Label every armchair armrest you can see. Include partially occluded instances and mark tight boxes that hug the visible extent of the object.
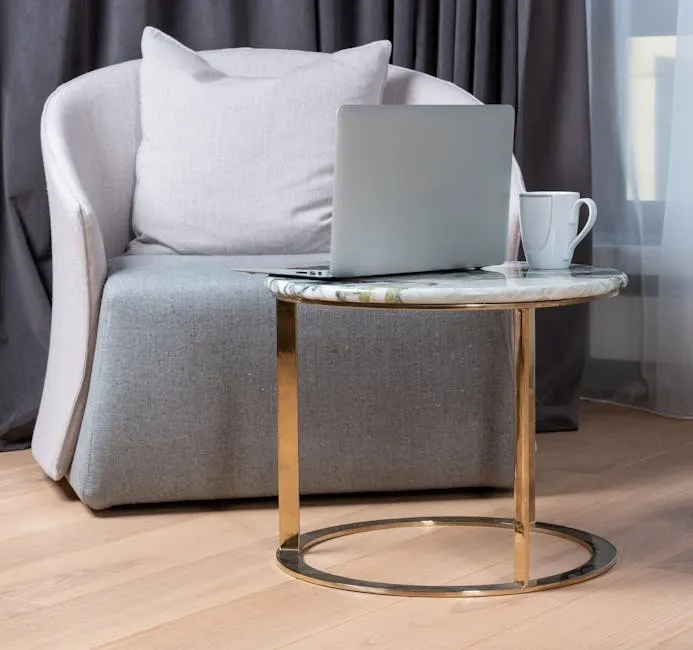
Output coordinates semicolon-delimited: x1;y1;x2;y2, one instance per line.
509;157;525;261
32;137;106;478
32;62;140;479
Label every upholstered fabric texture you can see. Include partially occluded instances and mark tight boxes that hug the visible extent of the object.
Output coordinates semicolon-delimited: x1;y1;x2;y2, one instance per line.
70;255;515;509
33;50;524;485
130;28;391;255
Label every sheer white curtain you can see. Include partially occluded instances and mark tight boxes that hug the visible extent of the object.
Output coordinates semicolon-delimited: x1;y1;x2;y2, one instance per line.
585;0;693;417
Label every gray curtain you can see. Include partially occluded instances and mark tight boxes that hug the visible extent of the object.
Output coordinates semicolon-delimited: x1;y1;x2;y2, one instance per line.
516;1;593;431
0;0;591;449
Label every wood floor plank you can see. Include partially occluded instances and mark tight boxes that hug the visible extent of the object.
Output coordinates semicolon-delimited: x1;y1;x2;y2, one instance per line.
656;624;693;649
0;403;691;649
250;441;693;649
0;595;45;624
470;567;693;650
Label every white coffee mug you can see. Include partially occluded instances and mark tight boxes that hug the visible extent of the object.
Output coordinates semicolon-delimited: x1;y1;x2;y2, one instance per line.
519;191;597;270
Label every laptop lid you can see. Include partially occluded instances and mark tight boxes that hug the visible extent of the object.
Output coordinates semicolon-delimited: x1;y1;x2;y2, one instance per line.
329;104;515;277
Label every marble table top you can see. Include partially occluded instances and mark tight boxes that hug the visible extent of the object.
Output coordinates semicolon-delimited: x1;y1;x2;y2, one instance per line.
266;263;628;307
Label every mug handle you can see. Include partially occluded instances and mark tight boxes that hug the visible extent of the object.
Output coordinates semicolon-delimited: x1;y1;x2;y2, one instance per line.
567;198;597;258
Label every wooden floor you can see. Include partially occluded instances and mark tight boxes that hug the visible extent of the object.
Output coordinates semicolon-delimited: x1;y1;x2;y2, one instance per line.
1;403;693;649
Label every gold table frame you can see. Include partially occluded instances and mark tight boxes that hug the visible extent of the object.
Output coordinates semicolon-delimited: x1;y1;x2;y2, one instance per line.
274;295;618;597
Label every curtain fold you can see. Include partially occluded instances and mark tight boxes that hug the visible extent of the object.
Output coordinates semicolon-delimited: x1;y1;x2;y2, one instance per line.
0;0;591;449
517;0;593;431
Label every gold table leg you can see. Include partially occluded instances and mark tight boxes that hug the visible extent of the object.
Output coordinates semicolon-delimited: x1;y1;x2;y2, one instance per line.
277;299;299;552
275;300;617;597
514;308;536;586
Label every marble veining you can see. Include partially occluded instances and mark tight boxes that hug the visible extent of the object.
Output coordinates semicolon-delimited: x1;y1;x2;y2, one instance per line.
265;263;628;306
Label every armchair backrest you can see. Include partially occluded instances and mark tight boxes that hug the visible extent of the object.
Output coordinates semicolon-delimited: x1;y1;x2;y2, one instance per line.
42;47;523;261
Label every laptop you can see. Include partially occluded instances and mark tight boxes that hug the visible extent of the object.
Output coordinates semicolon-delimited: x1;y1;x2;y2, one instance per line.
252;104;514;279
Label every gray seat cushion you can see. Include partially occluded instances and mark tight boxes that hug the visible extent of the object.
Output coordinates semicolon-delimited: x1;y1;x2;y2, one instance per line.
70;255;514;508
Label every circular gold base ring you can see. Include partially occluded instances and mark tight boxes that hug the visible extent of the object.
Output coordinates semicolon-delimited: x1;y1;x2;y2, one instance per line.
276;516;617;597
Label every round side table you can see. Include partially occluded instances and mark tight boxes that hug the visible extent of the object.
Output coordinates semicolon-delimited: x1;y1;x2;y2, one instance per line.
266;262;628;597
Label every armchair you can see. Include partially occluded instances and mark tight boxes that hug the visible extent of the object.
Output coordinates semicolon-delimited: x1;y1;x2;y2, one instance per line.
33;47;525;508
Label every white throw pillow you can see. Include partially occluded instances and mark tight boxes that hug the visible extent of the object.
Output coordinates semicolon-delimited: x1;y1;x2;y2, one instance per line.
129;27;391;255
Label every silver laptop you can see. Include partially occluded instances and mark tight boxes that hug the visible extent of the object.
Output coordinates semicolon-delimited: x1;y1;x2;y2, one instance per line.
255;104;514;279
